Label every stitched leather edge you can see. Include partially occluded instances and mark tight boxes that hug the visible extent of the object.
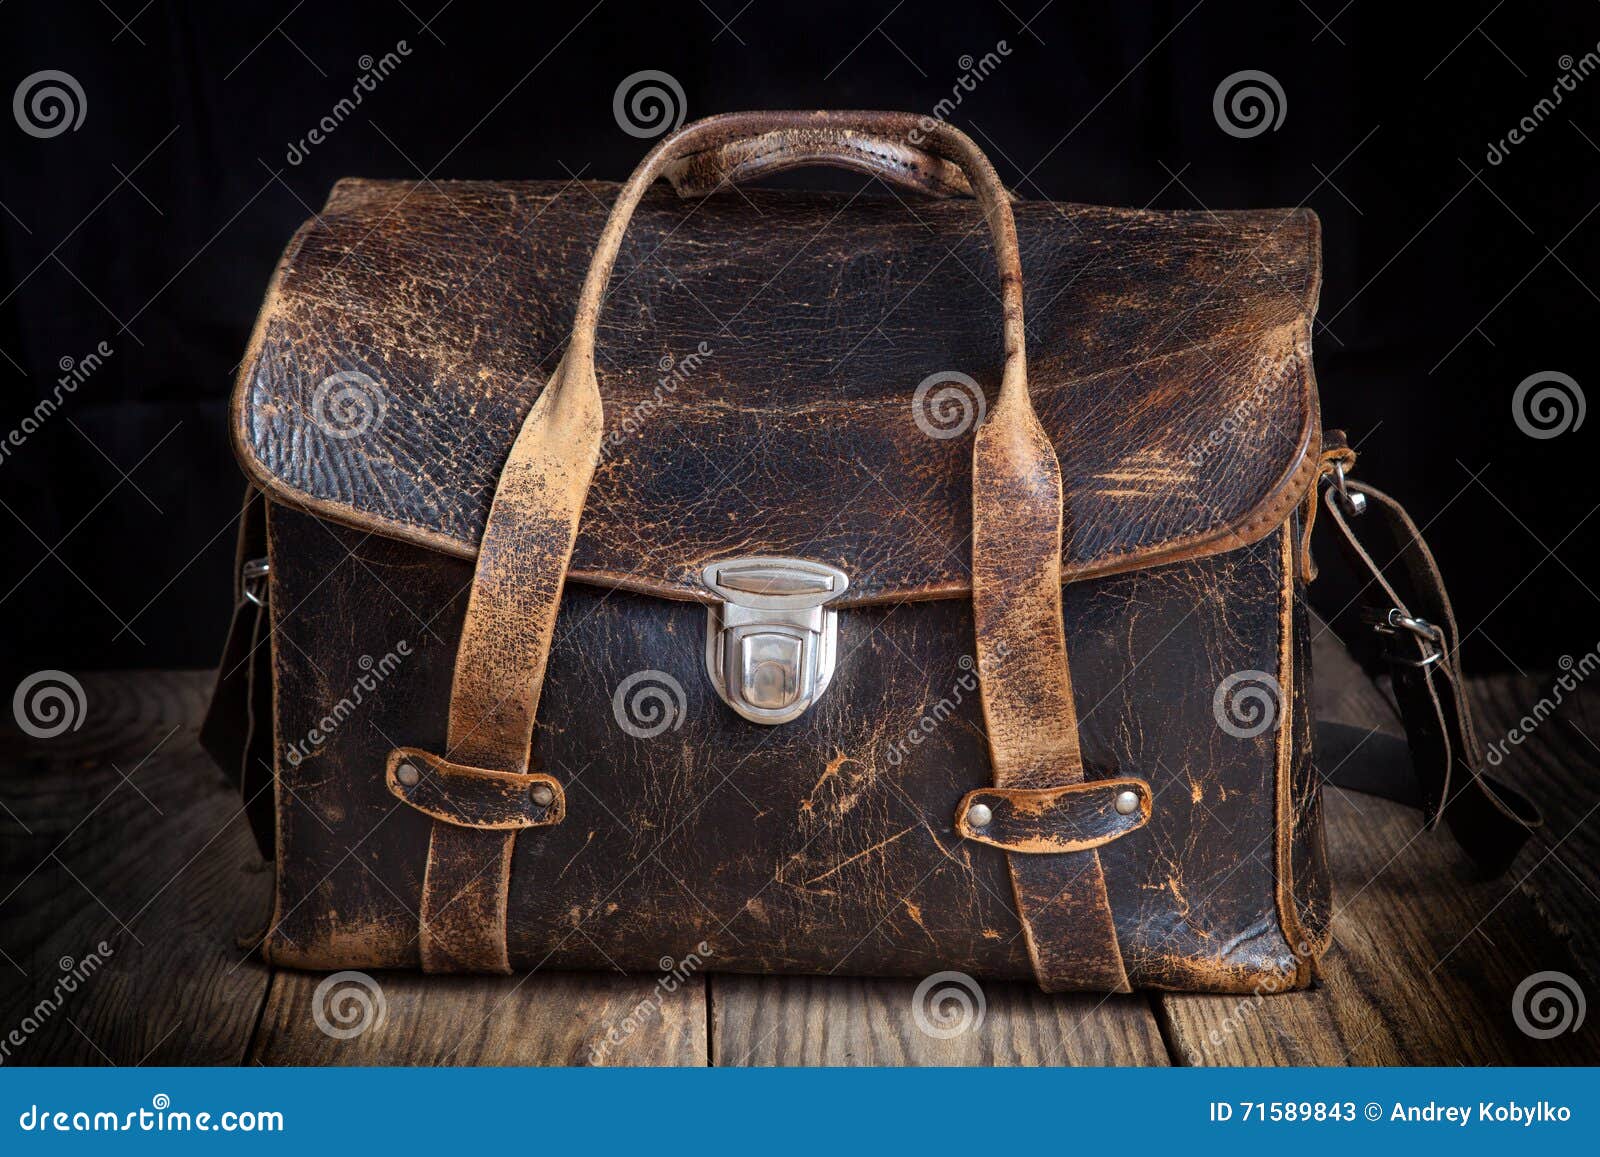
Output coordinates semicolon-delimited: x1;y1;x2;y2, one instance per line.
1273;522;1333;982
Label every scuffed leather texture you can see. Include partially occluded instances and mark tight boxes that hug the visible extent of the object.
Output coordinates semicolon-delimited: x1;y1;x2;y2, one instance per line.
262;503;1322;993
385;748;565;829
662;126;981;200
955;779;1152;853
233;178;1320;606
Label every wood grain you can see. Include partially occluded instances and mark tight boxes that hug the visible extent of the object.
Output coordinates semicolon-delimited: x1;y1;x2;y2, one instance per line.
249;968;707;1065
1158;778;1600;1065
710;973;1168;1065
3;668;1593;1068
1469;672;1600;987
0;671;273;1065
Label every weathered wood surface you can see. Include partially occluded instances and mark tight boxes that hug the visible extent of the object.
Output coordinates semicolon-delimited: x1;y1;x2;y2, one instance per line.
250;968;706;1066
1;668;1593;1066
710;974;1168;1065
0;672;273;1065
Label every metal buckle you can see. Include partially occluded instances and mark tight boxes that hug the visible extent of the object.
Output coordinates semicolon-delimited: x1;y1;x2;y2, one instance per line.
702;556;848;725
1366;606;1445;668
1330;461;1367;516
241;557;270;607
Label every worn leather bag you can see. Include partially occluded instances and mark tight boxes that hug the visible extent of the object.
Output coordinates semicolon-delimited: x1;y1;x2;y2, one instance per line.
204;111;1539;993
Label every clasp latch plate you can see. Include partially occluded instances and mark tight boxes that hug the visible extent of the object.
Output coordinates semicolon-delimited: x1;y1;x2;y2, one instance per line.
702;556;849;725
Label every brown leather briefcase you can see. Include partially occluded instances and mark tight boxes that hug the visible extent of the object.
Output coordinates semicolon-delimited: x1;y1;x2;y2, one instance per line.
203;110;1537;993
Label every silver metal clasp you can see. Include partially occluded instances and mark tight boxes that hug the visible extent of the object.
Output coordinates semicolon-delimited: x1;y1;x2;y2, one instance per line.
1330;461;1367;516
702;556;849;725
241;557;270;607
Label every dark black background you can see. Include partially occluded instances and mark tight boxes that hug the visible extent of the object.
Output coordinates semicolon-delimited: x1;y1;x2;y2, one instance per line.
1;0;1596;675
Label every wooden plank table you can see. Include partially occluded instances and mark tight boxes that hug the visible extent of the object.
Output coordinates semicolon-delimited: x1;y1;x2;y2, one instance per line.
2;664;1594;1067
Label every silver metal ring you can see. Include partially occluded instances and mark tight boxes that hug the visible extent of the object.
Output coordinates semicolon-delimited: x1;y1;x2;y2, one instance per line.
1330;462;1367;517
242;557;270;607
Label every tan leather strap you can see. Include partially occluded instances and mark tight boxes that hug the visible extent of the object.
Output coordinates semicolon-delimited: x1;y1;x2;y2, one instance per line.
1318;461;1540;875
403;111;1126;986
662;124;1018;202
956;779;1152;854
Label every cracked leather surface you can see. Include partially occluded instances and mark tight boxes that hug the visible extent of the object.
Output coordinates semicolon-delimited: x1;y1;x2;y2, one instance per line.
234;178;1319;605
263;504;1317;992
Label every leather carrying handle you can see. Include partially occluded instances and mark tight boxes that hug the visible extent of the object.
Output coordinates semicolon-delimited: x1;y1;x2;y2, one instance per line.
568;111;1027;396
410;110;1129;988
662;124;1018;201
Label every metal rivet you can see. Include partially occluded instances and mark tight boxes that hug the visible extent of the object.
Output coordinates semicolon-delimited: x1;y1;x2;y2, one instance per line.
396;762;420;788
529;783;555;808
966;802;993;828
1114;789;1140;816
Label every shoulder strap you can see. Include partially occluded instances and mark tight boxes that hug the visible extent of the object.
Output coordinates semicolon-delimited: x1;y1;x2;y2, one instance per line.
1310;436;1541;875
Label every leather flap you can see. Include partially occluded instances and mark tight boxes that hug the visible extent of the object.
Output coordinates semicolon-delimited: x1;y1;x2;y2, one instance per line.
233;179;1321;605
